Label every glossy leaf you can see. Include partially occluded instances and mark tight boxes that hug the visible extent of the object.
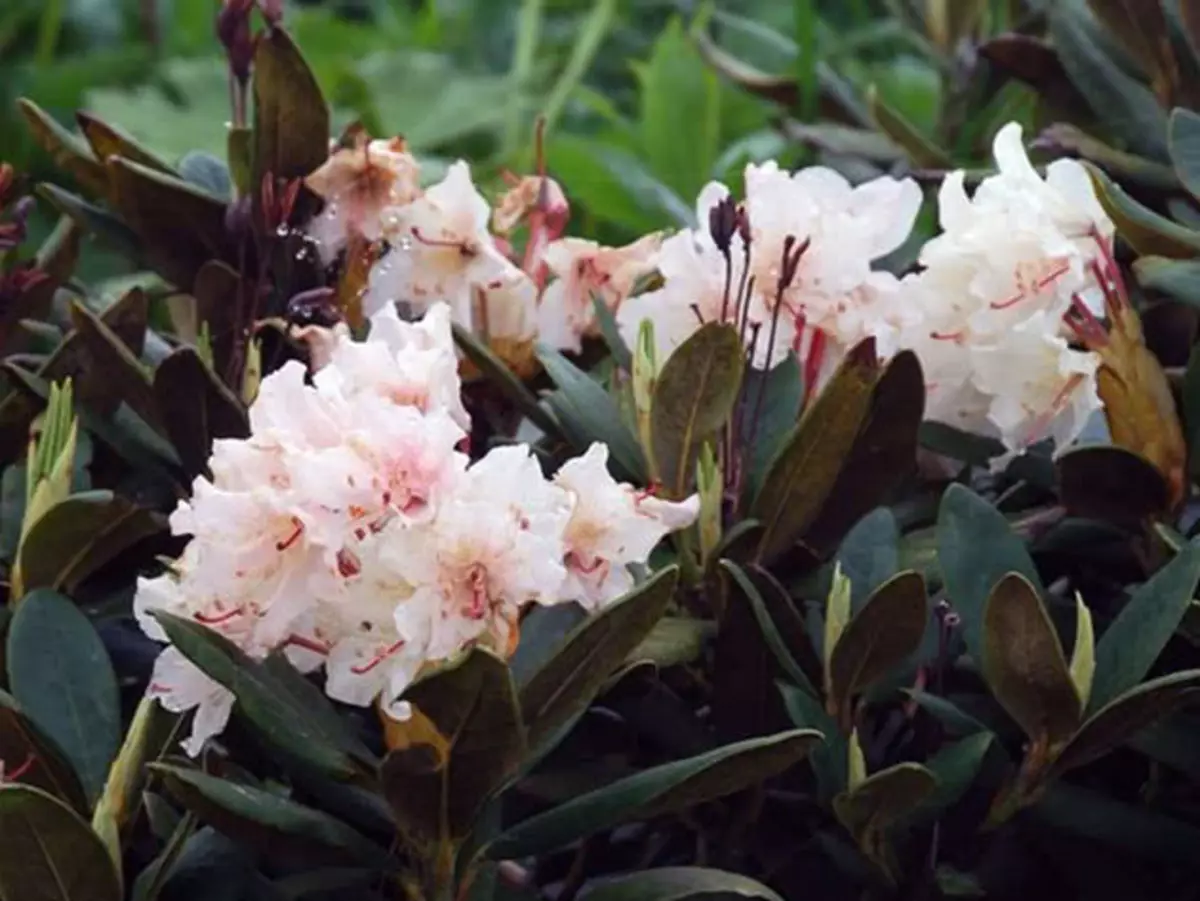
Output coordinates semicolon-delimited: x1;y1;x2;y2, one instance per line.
981;574;1080;747
581;867;784;901
936;484;1042;665
17;489;163;594
6;589;120;803
651;323;743;498
252;26;330;185
153;347;249;476
1053;670;1200;777
752;339;879;563
382;649;525;845
521;566;678;752
152;612;372;778
0;784;121;901
827;572;927;726
836;508;900;612
0;690;88;815
453;324;560;437
1087;165;1200;259
152;764;394;869
487;729;820;859
1089;540;1200;713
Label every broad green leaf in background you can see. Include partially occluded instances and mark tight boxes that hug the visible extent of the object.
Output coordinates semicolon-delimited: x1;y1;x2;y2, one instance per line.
835;507;900;613
0;784;121;901
6;589;120;803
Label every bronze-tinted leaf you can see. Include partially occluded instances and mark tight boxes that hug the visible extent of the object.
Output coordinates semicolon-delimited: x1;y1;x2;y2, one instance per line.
521;566;678;753
751;339;880;563
803;350;924;560
651;323;744;498
832;761;937;880
253;27;331;186
1051;670;1200;776
981;574;1081;748
191;261;246;382
107;157;228;290
76;112;173;175
16;490;164;594
381;649;524;845
827;572;928;726
1056;445;1171;526
0;783;121;901
153;347;249;476
18;99;108;199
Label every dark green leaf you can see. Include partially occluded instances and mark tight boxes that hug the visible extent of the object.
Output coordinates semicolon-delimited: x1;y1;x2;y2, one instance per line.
71;298;158;425
752;339;880;563
981;574;1080;747
0;690;88;815
1170;108;1200;201
836;508;900;612
152;764;394;870
1136;256;1200;309
936;483;1042;665
626;617;715;669
907;733;994;824
35;184;143;270
833;762;937;838
453;324;560;438
253;26;331;186
153;347;249;476
591;295;633;372
652;323;743;498
904;691;989;736
1055;445;1170;526
1053;669;1200;776
537;345;646;483
521;566;678;752
827;572;927;724
381;649;525;844
6;589;120;803
17;490;163;594
1087;164;1200;259
721;560;816;696
487;729;820;859
0;784;121;901
778;683;844;799
1089;539;1200;712
739;353;803;501
580;867;784;901
152;612;371;779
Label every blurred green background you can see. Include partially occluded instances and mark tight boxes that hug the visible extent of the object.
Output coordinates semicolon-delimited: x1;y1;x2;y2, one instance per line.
3;0;1027;279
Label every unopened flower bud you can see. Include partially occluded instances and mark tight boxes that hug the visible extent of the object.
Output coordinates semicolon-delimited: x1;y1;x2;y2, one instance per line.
217;0;255;83
708;195;739;256
257;0;283;26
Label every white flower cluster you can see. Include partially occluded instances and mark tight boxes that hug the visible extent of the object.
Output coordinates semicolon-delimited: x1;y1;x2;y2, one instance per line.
614;122;1116;460
135;302;698;756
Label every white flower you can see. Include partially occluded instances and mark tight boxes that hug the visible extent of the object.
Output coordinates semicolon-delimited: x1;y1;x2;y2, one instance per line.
553;443;698;609
147;646;237;757
306;137;422;263
383;445;572;660
362;161;526;323
538;234;662;352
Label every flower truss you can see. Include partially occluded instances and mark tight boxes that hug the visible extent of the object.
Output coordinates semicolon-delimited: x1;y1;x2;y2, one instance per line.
136;302;698;756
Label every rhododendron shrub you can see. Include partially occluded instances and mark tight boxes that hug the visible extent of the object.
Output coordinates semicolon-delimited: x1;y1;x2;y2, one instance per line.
5;4;1200;901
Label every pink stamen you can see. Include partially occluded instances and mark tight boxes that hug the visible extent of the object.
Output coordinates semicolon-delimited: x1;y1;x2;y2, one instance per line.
411;226;468;253
989;261;1071;310
285;634;332;655
1065;294;1109;349
195;607;242;626
930;330;964;342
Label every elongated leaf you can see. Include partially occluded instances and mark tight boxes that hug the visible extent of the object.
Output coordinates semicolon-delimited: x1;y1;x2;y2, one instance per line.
382;649;524;845
1136;255;1200;309
6;590;120;803
779;683;844;799
740;353;803;500
253;26;330;186
69;298;159;428
487;729;820;859
651;323;743;498
521;566;678;752
1170;108;1200;201
827;572;927;725
76;112;173;174
581;867;784;901
19;99;109;199
35;184;143;269
721;560;816;696
1053;669;1200;777
453;324;560;437
152;612;372;778
17;490;163;594
0;784;121;901
909;732;994;823
153;347;249;476
866;85;950;168
833;762;937;838
936;484;1042;665
1089;540;1200;713
1088;165;1200;259
752;339;879;563
152;765;394;870
0;691;88;815
538;345;646;482
981;574;1080;747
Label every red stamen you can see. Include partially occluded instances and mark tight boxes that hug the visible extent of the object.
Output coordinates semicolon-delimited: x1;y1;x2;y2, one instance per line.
275;518;304;552
803;328;828;405
350;639;406;675
1065;294;1109;349
285;634;332;655
989;260;1071;310
195;607;242;626
930;330;964;342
